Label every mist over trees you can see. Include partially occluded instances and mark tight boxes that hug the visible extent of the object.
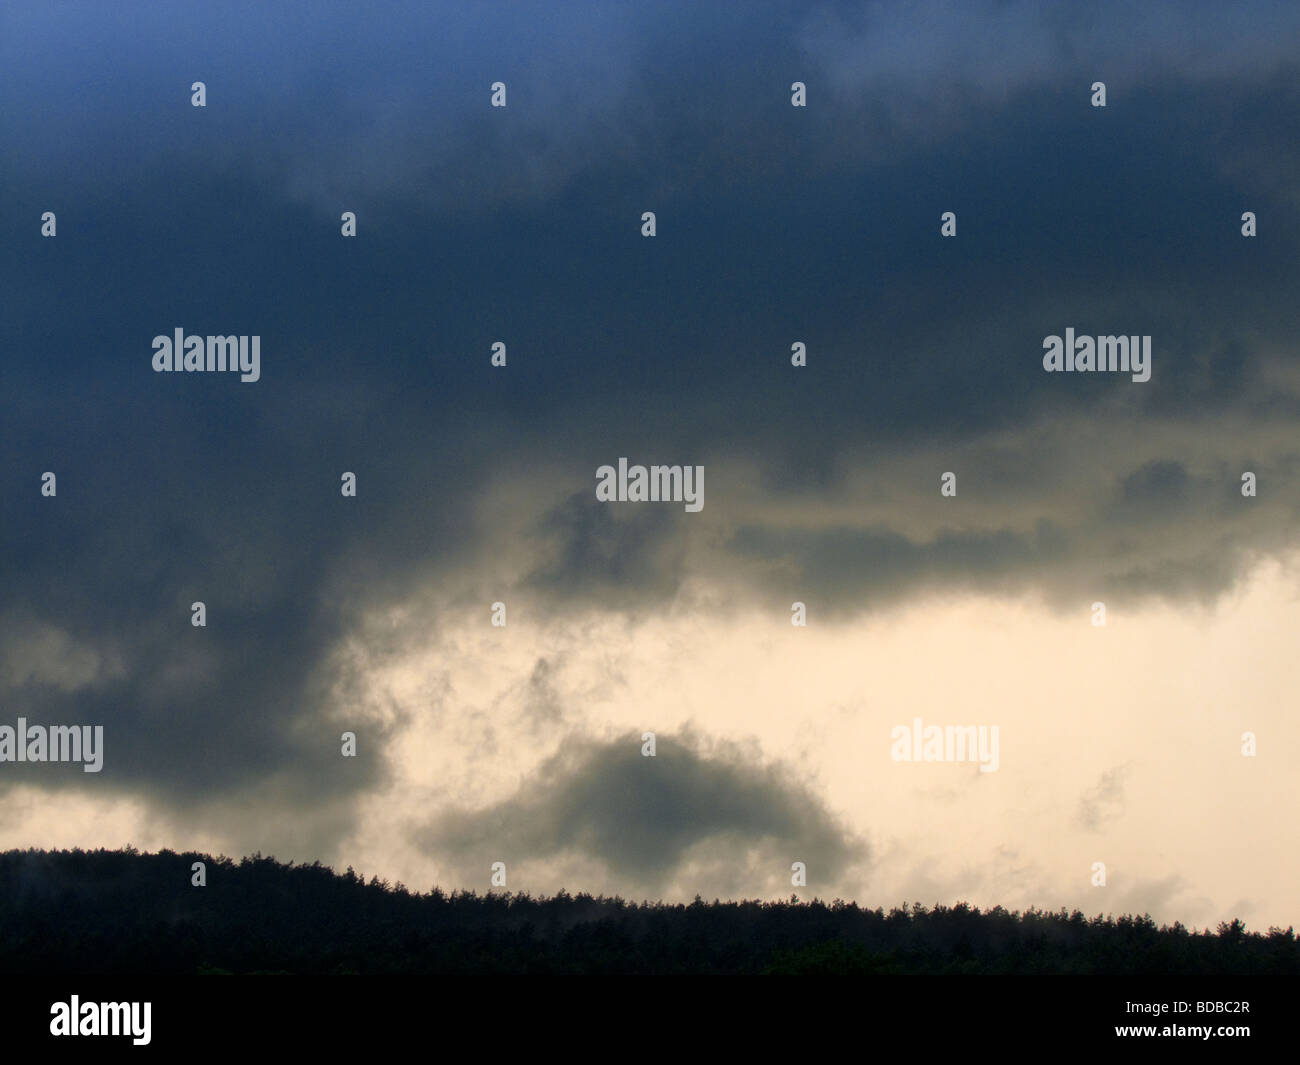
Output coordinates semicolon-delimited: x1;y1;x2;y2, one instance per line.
1;848;1294;975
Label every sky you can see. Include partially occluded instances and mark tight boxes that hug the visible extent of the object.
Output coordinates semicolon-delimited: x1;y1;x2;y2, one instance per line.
1;0;1298;930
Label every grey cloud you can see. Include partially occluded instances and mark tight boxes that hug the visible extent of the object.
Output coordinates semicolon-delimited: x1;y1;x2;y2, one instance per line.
1118;461;1191;511
414;730;868;895
1;0;1299;881
1114;874;1215;924
799;1;1300;100
727;522;1055;615
525;490;689;609
519;656;565;731
1076;766;1128;832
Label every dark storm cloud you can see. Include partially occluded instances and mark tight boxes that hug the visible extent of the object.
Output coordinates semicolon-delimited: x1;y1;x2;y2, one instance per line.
413;731;867;893
722;463;1294;614
525;490;688;608
728;522;1047;612
1118;461;1191;509
1;0;1299;839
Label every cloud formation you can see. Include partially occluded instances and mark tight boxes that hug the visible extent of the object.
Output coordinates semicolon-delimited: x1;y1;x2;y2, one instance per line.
0;2;1296;924
414;730;868;897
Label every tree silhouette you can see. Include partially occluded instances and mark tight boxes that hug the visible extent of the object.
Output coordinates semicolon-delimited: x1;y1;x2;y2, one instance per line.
0;847;1293;975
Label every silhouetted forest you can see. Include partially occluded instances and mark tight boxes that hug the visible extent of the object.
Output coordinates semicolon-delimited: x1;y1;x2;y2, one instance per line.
1;848;1294;974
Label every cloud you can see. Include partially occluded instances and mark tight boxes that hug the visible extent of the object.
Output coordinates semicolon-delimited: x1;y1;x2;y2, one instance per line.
517;656;566;732
1115;460;1192;515
1114;874;1214;923
413;729;869;896
0;1;1297;921
1076;766;1128;831
525;490;689;609
798;0;1300;102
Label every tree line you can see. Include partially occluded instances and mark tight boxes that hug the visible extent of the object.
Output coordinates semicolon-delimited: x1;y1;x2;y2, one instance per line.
1;847;1294;975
